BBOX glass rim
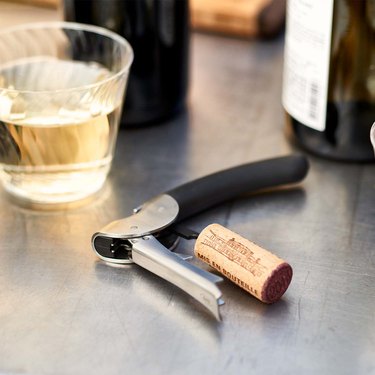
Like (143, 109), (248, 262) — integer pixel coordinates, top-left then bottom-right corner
(0, 21), (134, 95)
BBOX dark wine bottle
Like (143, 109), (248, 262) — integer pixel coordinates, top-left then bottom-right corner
(64, 0), (189, 127)
(283, 0), (375, 162)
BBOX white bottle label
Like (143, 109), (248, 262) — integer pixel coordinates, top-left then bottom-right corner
(282, 0), (334, 132)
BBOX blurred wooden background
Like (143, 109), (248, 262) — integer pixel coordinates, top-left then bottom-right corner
(5, 0), (58, 7)
(0, 0), (285, 38)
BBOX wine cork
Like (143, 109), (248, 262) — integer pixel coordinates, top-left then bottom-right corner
(194, 224), (292, 303)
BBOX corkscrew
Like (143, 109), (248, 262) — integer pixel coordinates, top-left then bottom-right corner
(92, 155), (309, 319)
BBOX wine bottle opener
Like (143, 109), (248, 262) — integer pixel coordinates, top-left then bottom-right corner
(92, 155), (309, 320)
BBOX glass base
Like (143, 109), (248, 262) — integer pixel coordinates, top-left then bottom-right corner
(0, 159), (110, 207)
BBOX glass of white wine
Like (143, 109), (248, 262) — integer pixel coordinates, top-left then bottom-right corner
(0, 22), (133, 206)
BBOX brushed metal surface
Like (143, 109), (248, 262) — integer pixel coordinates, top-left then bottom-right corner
(0, 4), (374, 374)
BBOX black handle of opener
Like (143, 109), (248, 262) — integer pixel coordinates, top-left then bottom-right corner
(166, 154), (309, 223)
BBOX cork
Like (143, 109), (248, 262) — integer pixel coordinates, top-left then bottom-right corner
(194, 224), (293, 303)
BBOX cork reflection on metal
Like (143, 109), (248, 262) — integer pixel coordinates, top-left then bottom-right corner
(194, 224), (293, 303)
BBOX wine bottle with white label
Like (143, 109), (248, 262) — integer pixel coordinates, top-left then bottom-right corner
(283, 0), (375, 162)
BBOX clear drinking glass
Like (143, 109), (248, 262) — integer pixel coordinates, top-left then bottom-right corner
(0, 22), (133, 205)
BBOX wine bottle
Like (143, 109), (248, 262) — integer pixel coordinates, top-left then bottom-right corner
(283, 0), (375, 162)
(64, 0), (189, 127)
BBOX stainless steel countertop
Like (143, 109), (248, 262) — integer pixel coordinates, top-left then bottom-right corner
(0, 4), (374, 375)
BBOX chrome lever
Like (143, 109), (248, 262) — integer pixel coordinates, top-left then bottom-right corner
(129, 235), (224, 320)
